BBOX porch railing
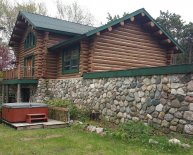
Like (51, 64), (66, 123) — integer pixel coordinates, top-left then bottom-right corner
(3, 65), (35, 80)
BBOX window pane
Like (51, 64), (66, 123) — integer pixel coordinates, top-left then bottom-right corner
(24, 32), (35, 49)
(71, 66), (78, 69)
(71, 59), (78, 67)
(64, 66), (70, 70)
(64, 55), (71, 61)
(63, 46), (79, 73)
(63, 60), (70, 70)
(32, 34), (35, 46)
(71, 49), (78, 56)
(64, 61), (70, 66)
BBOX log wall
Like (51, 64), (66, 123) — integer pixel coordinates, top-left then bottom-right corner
(16, 26), (45, 79)
(15, 21), (172, 80)
(15, 26), (71, 79)
(46, 33), (70, 79)
(90, 22), (170, 72)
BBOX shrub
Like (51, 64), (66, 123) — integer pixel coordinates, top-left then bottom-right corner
(45, 98), (90, 121)
(46, 98), (78, 119)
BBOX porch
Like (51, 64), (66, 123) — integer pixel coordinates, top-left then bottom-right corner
(2, 65), (38, 103)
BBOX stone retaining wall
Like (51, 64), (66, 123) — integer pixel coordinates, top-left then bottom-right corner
(33, 74), (193, 134)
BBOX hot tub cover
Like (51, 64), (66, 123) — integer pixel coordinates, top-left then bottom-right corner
(2, 103), (48, 108)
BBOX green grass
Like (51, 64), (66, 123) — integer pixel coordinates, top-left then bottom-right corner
(0, 123), (192, 155)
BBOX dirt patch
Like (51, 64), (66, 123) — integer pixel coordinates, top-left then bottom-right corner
(21, 134), (63, 141)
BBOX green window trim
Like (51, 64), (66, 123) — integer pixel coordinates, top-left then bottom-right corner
(24, 55), (35, 78)
(62, 45), (80, 74)
(24, 32), (36, 50)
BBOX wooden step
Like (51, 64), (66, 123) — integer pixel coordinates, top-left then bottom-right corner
(26, 113), (48, 123)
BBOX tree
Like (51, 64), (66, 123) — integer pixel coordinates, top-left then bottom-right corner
(106, 12), (128, 22)
(0, 0), (47, 40)
(56, 0), (94, 26)
(156, 11), (184, 41)
(106, 13), (120, 22)
(156, 11), (193, 64)
(0, 44), (15, 70)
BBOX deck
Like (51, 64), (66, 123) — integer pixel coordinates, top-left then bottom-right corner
(3, 65), (35, 80)
(2, 119), (69, 130)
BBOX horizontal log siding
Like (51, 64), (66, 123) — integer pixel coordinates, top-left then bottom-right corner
(47, 33), (70, 47)
(46, 34), (70, 79)
(91, 22), (169, 72)
(80, 40), (90, 73)
(46, 52), (58, 79)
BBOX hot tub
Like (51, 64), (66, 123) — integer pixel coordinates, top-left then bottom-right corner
(2, 103), (48, 123)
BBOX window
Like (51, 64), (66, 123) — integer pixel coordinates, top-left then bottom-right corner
(24, 55), (34, 78)
(62, 46), (79, 74)
(24, 32), (36, 49)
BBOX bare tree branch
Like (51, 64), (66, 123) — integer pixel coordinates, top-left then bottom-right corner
(56, 0), (94, 26)
(0, 0), (47, 41)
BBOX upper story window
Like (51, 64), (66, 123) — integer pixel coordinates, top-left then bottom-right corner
(24, 55), (34, 78)
(24, 32), (36, 49)
(62, 45), (79, 74)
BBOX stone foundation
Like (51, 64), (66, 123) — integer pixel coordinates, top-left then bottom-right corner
(33, 74), (193, 134)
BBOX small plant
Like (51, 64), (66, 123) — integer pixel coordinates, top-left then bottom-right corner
(77, 108), (91, 122)
(112, 120), (152, 141)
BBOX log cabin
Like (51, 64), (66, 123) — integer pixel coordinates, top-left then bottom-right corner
(2, 8), (184, 103)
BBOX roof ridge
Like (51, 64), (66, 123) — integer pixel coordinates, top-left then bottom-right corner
(85, 8), (145, 36)
(20, 11), (95, 28)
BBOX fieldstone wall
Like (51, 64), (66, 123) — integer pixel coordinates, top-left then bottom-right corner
(33, 74), (193, 134)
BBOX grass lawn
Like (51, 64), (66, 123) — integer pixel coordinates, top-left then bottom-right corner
(0, 123), (192, 155)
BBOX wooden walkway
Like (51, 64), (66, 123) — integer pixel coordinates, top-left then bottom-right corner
(2, 119), (68, 130)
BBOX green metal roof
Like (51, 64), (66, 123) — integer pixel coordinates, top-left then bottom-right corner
(20, 11), (95, 35)
(48, 8), (185, 53)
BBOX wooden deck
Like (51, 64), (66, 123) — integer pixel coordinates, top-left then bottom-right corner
(2, 119), (68, 130)
(3, 65), (35, 80)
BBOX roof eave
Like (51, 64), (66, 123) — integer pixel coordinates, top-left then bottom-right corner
(36, 27), (82, 36)
(48, 8), (185, 53)
(142, 9), (185, 53)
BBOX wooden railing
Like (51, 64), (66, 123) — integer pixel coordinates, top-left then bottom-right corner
(3, 65), (35, 80)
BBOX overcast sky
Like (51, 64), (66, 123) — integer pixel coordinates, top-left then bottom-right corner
(13, 0), (193, 25)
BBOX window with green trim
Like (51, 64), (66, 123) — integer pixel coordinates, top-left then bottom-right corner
(24, 55), (34, 78)
(24, 32), (36, 49)
(62, 46), (79, 74)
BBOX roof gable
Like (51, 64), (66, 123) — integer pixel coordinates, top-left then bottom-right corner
(20, 11), (95, 35)
(49, 8), (185, 53)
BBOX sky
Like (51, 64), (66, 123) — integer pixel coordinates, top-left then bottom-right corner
(10, 0), (193, 26)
